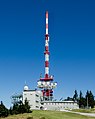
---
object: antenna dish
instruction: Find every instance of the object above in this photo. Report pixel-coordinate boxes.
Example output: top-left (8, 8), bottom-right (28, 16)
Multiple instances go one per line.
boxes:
top-left (24, 85), bottom-right (29, 91)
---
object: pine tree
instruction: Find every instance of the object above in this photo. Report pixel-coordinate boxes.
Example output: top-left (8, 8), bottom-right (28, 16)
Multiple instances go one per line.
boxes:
top-left (79, 91), bottom-right (86, 108)
top-left (12, 103), bottom-right (19, 114)
top-left (85, 90), bottom-right (94, 108)
top-left (0, 101), bottom-right (9, 117)
top-left (24, 98), bottom-right (31, 113)
top-left (89, 91), bottom-right (94, 108)
top-left (10, 99), bottom-right (32, 115)
top-left (73, 90), bottom-right (78, 102)
top-left (64, 97), bottom-right (73, 101)
top-left (79, 91), bottom-right (82, 108)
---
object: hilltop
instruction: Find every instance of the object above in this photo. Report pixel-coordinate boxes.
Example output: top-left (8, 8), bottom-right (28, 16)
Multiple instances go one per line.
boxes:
top-left (0, 110), bottom-right (95, 119)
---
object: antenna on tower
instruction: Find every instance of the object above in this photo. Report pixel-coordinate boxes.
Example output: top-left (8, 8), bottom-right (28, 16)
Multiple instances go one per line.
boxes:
top-left (25, 80), bottom-right (26, 85)
top-left (37, 11), bottom-right (57, 101)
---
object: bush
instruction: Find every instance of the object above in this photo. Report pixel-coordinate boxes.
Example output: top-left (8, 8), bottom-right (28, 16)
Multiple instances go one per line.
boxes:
top-left (10, 99), bottom-right (32, 115)
top-left (27, 117), bottom-right (33, 119)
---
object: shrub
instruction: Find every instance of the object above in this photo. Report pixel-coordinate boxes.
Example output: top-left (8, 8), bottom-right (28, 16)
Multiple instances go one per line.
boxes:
top-left (10, 99), bottom-right (32, 115)
top-left (27, 117), bottom-right (33, 119)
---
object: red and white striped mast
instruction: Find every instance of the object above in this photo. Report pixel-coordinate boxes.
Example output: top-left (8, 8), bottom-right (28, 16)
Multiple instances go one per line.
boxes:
top-left (37, 11), bottom-right (57, 101)
top-left (45, 11), bottom-right (50, 79)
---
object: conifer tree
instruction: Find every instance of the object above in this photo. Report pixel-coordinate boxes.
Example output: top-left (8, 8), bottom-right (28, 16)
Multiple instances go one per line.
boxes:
top-left (0, 101), bottom-right (9, 117)
top-left (79, 91), bottom-right (86, 108)
top-left (85, 90), bottom-right (94, 108)
top-left (73, 90), bottom-right (78, 101)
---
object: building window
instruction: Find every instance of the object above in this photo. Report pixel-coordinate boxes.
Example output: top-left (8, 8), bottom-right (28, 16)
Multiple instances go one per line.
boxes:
top-left (35, 94), bottom-right (39, 97)
top-left (36, 106), bottom-right (39, 108)
top-left (41, 102), bottom-right (44, 105)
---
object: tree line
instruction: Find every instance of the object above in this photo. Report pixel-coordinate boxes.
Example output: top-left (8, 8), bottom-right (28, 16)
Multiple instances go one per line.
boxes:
top-left (64, 90), bottom-right (95, 108)
top-left (0, 99), bottom-right (32, 118)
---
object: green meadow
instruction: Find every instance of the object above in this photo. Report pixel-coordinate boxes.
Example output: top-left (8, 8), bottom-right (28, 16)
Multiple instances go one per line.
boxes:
top-left (0, 110), bottom-right (95, 119)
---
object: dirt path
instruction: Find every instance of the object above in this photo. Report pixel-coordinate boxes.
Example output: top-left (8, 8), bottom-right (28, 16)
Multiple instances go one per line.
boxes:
top-left (61, 109), bottom-right (95, 117)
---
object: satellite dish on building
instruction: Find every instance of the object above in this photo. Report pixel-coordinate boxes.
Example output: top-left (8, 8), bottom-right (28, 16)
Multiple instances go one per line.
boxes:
top-left (24, 85), bottom-right (29, 91)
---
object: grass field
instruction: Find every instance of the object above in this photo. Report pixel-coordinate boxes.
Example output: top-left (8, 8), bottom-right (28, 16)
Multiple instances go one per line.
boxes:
top-left (0, 110), bottom-right (95, 119)
top-left (72, 108), bottom-right (95, 113)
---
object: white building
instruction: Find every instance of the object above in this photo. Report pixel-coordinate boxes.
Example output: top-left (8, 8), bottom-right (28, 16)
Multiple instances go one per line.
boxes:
top-left (23, 86), bottom-right (42, 110)
top-left (22, 85), bottom-right (79, 110)
top-left (41, 101), bottom-right (79, 110)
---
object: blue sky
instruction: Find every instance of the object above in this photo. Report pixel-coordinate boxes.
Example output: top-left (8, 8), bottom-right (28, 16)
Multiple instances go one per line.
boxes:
top-left (0, 0), bottom-right (95, 108)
